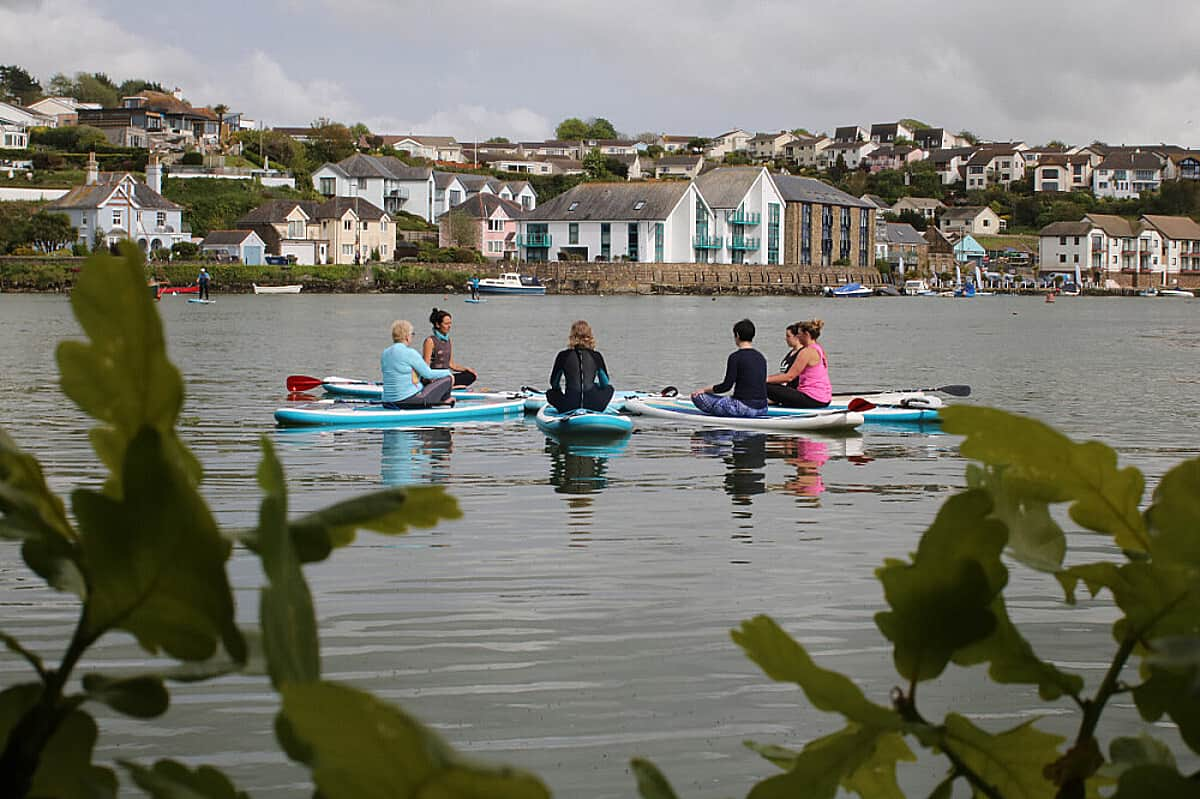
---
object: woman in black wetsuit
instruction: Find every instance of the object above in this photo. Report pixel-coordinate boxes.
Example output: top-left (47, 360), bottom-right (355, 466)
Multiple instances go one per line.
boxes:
top-left (546, 320), bottom-right (614, 412)
top-left (422, 308), bottom-right (477, 387)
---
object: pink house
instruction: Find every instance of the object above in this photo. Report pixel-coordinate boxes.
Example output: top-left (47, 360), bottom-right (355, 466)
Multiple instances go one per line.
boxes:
top-left (864, 145), bottom-right (925, 174)
top-left (438, 193), bottom-right (525, 260)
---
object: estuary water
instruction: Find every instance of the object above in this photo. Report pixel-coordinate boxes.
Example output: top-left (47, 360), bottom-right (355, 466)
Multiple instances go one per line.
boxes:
top-left (0, 291), bottom-right (1197, 797)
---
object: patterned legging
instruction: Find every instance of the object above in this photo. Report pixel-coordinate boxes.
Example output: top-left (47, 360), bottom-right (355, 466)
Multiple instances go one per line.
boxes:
top-left (692, 393), bottom-right (768, 417)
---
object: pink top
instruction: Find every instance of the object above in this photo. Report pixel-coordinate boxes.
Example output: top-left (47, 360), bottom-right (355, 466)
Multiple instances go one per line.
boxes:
top-left (796, 342), bottom-right (832, 403)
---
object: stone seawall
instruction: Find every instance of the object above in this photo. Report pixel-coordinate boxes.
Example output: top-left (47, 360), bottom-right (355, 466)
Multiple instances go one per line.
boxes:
top-left (462, 262), bottom-right (886, 295)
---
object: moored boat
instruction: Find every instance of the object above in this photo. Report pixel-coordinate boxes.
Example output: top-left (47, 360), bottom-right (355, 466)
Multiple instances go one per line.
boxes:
top-left (474, 273), bottom-right (546, 296)
top-left (274, 396), bottom-right (526, 427)
top-left (624, 397), bottom-right (864, 432)
top-left (825, 282), bottom-right (874, 298)
top-left (253, 283), bottom-right (303, 294)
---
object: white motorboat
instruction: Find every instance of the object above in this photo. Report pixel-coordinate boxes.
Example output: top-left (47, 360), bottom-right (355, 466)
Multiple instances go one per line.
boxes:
top-left (902, 279), bottom-right (937, 296)
top-left (473, 273), bottom-right (546, 296)
top-left (826, 282), bottom-right (874, 298)
top-left (253, 283), bottom-right (303, 295)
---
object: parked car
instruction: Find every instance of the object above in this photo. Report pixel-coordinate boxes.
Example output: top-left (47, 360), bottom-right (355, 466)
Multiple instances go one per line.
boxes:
top-left (265, 254), bottom-right (296, 266)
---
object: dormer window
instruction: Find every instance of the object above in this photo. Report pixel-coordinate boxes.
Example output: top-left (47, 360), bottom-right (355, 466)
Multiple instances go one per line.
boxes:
top-left (633, 200), bottom-right (646, 211)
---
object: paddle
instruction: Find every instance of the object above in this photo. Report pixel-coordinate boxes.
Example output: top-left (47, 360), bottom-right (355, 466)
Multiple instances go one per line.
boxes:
top-left (837, 384), bottom-right (970, 398)
top-left (286, 375), bottom-right (325, 392)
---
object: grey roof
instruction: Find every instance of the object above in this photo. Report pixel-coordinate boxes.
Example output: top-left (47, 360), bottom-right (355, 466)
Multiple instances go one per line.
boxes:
top-left (1096, 151), bottom-right (1163, 171)
top-left (500, 180), bottom-right (533, 196)
top-left (885, 223), bottom-right (926, 245)
top-left (334, 153), bottom-right (432, 181)
top-left (456, 173), bottom-right (501, 192)
top-left (892, 196), bottom-right (945, 210)
top-left (694, 167), bottom-right (762, 208)
top-left (1038, 221), bottom-right (1092, 236)
top-left (771, 174), bottom-right (871, 208)
top-left (315, 196), bottom-right (387, 220)
top-left (928, 147), bottom-right (973, 165)
top-left (433, 171), bottom-right (463, 189)
top-left (235, 199), bottom-right (322, 226)
top-left (834, 125), bottom-right (863, 141)
top-left (861, 193), bottom-right (889, 209)
top-left (914, 128), bottom-right (945, 142)
top-left (1140, 214), bottom-right (1200, 240)
top-left (46, 175), bottom-right (181, 212)
top-left (202, 229), bottom-right (259, 246)
top-left (655, 155), bottom-right (704, 167)
top-left (522, 181), bottom-right (691, 221)
top-left (941, 206), bottom-right (990, 220)
top-left (442, 193), bottom-right (525, 220)
top-left (870, 123), bottom-right (900, 136)
top-left (1083, 214), bottom-right (1138, 238)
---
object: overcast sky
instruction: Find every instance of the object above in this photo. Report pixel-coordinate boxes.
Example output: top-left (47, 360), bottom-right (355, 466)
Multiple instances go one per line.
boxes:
top-left (4, 0), bottom-right (1200, 147)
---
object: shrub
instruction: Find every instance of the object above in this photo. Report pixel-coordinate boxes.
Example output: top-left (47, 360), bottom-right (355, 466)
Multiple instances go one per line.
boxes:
top-left (179, 152), bottom-right (204, 166)
top-left (171, 241), bottom-right (199, 259)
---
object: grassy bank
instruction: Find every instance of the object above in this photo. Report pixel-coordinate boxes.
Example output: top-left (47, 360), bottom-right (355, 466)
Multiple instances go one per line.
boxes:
top-left (0, 257), bottom-right (474, 293)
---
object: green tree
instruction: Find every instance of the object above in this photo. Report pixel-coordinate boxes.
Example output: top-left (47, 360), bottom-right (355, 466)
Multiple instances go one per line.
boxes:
top-left (555, 117), bottom-right (590, 140)
top-left (349, 122), bottom-right (371, 141)
top-left (587, 117), bottom-right (618, 139)
top-left (687, 137), bottom-right (711, 154)
top-left (485, 136), bottom-right (510, 144)
top-left (117, 78), bottom-right (166, 97)
top-left (890, 209), bottom-right (928, 231)
top-left (0, 64), bottom-right (42, 105)
top-left (68, 72), bottom-right (121, 107)
top-left (234, 129), bottom-right (305, 169)
top-left (305, 120), bottom-right (356, 165)
top-left (29, 125), bottom-right (109, 152)
top-left (957, 129), bottom-right (980, 145)
top-left (22, 211), bottom-right (76, 251)
top-left (583, 147), bottom-right (615, 180)
top-left (444, 209), bottom-right (477, 248)
top-left (644, 144), bottom-right (665, 159)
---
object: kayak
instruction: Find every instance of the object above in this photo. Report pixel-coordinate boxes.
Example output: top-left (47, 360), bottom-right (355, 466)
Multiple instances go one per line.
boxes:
top-left (624, 398), bottom-right (864, 432)
top-left (274, 396), bottom-right (526, 427)
top-left (534, 405), bottom-right (634, 437)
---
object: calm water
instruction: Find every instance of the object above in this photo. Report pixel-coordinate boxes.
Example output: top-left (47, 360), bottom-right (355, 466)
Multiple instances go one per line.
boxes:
top-left (1, 291), bottom-right (1197, 797)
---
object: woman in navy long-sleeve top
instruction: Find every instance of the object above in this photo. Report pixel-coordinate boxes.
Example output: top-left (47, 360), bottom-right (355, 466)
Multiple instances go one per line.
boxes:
top-left (690, 318), bottom-right (769, 417)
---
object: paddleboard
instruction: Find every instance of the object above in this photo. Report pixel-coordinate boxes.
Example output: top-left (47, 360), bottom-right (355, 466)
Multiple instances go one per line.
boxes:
top-left (320, 376), bottom-right (514, 402)
top-left (534, 405), bottom-right (634, 437)
top-left (641, 395), bottom-right (941, 424)
top-left (188, 298), bottom-right (215, 304)
top-left (624, 398), bottom-right (863, 432)
top-left (274, 396), bottom-right (526, 427)
top-left (464, 298), bottom-right (486, 304)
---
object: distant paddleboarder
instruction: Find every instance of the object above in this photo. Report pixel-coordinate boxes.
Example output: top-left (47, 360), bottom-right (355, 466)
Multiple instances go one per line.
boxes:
top-left (197, 267), bottom-right (210, 300)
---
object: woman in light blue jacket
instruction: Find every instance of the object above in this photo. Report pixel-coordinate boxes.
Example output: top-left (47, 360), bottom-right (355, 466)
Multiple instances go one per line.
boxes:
top-left (380, 320), bottom-right (453, 407)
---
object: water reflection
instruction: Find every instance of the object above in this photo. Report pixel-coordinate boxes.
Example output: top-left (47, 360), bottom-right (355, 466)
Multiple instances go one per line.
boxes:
top-left (544, 435), bottom-right (629, 497)
top-left (690, 431), bottom-right (871, 504)
top-left (381, 427), bottom-right (454, 485)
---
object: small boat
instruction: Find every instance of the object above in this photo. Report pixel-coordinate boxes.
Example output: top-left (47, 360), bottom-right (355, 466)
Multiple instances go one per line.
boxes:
top-left (902, 279), bottom-right (936, 296)
top-left (875, 285), bottom-right (901, 297)
top-left (157, 285), bottom-right (199, 296)
top-left (624, 398), bottom-right (864, 432)
top-left (274, 396), bottom-right (526, 427)
top-left (474, 273), bottom-right (546, 296)
top-left (253, 283), bottom-right (303, 295)
top-left (534, 406), bottom-right (634, 437)
top-left (826, 282), bottom-right (874, 298)
top-left (1157, 287), bottom-right (1195, 298)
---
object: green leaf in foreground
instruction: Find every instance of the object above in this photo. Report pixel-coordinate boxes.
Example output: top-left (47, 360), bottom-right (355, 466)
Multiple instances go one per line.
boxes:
top-left (256, 437), bottom-right (319, 688)
top-left (940, 714), bottom-right (1063, 799)
top-left (55, 246), bottom-right (199, 490)
top-left (1145, 457), bottom-right (1200, 567)
top-left (121, 759), bottom-right (250, 799)
top-left (942, 406), bottom-right (1147, 551)
top-left (0, 428), bottom-right (84, 594)
top-left (1112, 764), bottom-right (1197, 798)
top-left (1102, 731), bottom-right (1177, 779)
top-left (1058, 562), bottom-right (1200, 644)
top-left (631, 757), bottom-right (681, 799)
top-left (280, 681), bottom-right (549, 799)
top-left (732, 615), bottom-right (900, 729)
top-left (875, 490), bottom-right (1007, 683)
top-left (747, 724), bottom-right (906, 799)
top-left (28, 709), bottom-right (118, 799)
top-left (75, 426), bottom-right (244, 663)
top-left (1132, 666), bottom-right (1200, 754)
top-left (82, 673), bottom-right (169, 718)
top-left (967, 463), bottom-right (1065, 572)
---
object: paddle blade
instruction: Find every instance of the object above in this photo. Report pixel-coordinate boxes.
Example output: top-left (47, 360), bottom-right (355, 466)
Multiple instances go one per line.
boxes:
top-left (937, 384), bottom-right (972, 397)
top-left (286, 375), bottom-right (324, 392)
top-left (847, 397), bottom-right (877, 412)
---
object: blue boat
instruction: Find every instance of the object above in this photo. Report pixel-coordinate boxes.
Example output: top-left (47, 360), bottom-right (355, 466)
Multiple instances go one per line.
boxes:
top-left (534, 405), bottom-right (634, 437)
top-left (274, 396), bottom-right (526, 427)
top-left (827, 282), bottom-right (874, 298)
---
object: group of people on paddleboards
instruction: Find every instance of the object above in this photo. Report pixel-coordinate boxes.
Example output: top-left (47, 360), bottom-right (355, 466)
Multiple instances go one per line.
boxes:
top-left (380, 310), bottom-right (831, 417)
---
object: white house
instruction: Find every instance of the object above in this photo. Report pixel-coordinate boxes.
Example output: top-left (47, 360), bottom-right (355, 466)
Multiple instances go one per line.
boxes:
top-left (45, 154), bottom-right (188, 251)
top-left (376, 135), bottom-right (464, 163)
top-left (656, 134), bottom-right (699, 153)
top-left (653, 154), bottom-right (706, 179)
top-left (1092, 151), bottom-right (1164, 199)
top-left (705, 129), bottom-right (752, 159)
top-left (517, 181), bottom-right (709, 264)
top-left (869, 122), bottom-right (914, 144)
top-left (891, 196), bottom-right (946, 220)
top-left (913, 128), bottom-right (969, 151)
top-left (1, 122), bottom-right (27, 150)
top-left (200, 230), bottom-right (267, 265)
top-left (817, 140), bottom-right (878, 169)
top-left (26, 96), bottom-right (101, 127)
top-left (312, 153), bottom-right (436, 222)
top-left (1037, 213), bottom-right (1200, 286)
top-left (929, 148), bottom-right (973, 185)
top-left (695, 167), bottom-right (787, 265)
top-left (963, 146), bottom-right (1027, 189)
top-left (833, 125), bottom-right (868, 143)
top-left (433, 171), bottom-right (468, 218)
top-left (496, 180), bottom-right (537, 210)
top-left (1033, 153), bottom-right (1095, 193)
top-left (939, 206), bottom-right (1004, 236)
top-left (1163, 151), bottom-right (1200, 181)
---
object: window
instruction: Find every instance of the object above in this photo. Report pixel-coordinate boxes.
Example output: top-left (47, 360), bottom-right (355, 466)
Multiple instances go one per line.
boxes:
top-left (600, 223), bottom-right (611, 260)
top-left (319, 177), bottom-right (336, 195)
top-left (821, 205), bottom-right (833, 266)
top-left (839, 206), bottom-right (851, 260)
top-left (767, 203), bottom-right (780, 265)
top-left (344, 220), bottom-right (352, 230)
top-left (488, 219), bottom-right (504, 232)
top-left (1074, 254), bottom-right (1079, 263)
top-left (357, 178), bottom-right (367, 190)
top-left (112, 211), bottom-right (122, 227)
top-left (342, 244), bottom-right (353, 256)
top-left (80, 215), bottom-right (88, 227)
top-left (983, 219), bottom-right (990, 227)
top-left (288, 220), bottom-right (305, 238)
top-left (1074, 237), bottom-right (1080, 245)
top-left (655, 223), bottom-right (665, 262)
top-left (633, 200), bottom-right (645, 211)
top-left (487, 240), bottom-right (503, 253)
top-left (1059, 237), bottom-right (1067, 246)
top-left (449, 190), bottom-right (462, 205)
top-left (858, 207), bottom-right (868, 267)
top-left (628, 223), bottom-right (639, 261)
top-left (569, 223), bottom-right (579, 244)
top-left (361, 221), bottom-right (369, 230)
top-left (381, 219), bottom-right (387, 231)
top-left (1059, 254), bottom-right (1066, 263)
top-left (156, 212), bottom-right (166, 228)
top-left (801, 203), bottom-right (812, 265)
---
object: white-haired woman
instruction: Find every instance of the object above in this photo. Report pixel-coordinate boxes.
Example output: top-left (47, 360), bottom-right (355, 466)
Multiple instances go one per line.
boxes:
top-left (381, 319), bottom-right (454, 408)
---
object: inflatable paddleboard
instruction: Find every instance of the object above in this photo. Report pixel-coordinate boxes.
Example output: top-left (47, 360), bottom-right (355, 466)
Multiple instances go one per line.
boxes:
top-left (624, 398), bottom-right (863, 432)
top-left (274, 396), bottom-right (525, 427)
top-left (534, 405), bottom-right (634, 437)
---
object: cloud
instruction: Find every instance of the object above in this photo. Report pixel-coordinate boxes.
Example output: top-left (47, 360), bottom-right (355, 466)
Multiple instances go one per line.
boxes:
top-left (366, 105), bottom-right (552, 143)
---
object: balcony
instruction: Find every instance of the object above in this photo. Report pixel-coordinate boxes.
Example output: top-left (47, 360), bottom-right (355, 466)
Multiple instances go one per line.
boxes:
top-left (516, 232), bottom-right (552, 247)
top-left (729, 236), bottom-right (761, 250)
top-left (728, 210), bottom-right (761, 226)
top-left (693, 235), bottom-right (723, 249)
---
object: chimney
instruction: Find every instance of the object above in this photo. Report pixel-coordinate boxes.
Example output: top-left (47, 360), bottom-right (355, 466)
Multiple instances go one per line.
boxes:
top-left (85, 152), bottom-right (98, 186)
top-left (146, 153), bottom-right (162, 194)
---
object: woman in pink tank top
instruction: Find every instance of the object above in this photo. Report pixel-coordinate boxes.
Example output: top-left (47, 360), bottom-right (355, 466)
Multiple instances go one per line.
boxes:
top-left (765, 319), bottom-right (832, 408)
